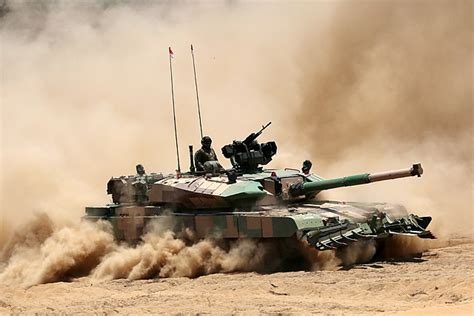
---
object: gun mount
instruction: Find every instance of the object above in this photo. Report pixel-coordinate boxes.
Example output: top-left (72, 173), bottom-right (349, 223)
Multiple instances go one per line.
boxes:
top-left (221, 122), bottom-right (277, 173)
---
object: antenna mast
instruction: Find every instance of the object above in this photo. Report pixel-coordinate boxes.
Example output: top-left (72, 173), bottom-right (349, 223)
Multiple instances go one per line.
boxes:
top-left (191, 44), bottom-right (204, 139)
top-left (168, 46), bottom-right (181, 173)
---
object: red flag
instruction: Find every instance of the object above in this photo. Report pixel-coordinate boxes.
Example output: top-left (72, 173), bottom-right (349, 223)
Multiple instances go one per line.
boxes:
top-left (169, 46), bottom-right (174, 58)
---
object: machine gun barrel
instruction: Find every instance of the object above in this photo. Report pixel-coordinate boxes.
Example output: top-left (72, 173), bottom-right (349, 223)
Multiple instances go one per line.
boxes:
top-left (289, 163), bottom-right (423, 197)
top-left (243, 122), bottom-right (271, 145)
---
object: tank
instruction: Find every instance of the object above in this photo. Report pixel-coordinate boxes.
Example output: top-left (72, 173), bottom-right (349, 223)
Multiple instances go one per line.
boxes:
top-left (84, 123), bottom-right (434, 251)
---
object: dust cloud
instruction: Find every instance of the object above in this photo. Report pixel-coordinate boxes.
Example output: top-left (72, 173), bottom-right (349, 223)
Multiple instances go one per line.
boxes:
top-left (0, 214), bottom-right (385, 287)
top-left (0, 0), bottom-right (472, 284)
top-left (91, 225), bottom-right (363, 281)
top-left (0, 213), bottom-right (113, 287)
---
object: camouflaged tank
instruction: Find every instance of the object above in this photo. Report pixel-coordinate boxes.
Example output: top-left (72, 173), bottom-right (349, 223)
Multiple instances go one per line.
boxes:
top-left (85, 123), bottom-right (434, 250)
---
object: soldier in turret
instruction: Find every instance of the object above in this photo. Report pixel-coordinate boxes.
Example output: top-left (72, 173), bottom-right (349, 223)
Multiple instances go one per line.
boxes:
top-left (302, 160), bottom-right (312, 175)
top-left (133, 164), bottom-right (148, 203)
top-left (194, 136), bottom-right (218, 171)
top-left (136, 164), bottom-right (146, 176)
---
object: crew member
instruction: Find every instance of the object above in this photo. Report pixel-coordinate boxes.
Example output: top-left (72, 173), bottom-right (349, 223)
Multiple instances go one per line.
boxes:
top-left (136, 164), bottom-right (146, 176)
top-left (194, 136), bottom-right (218, 171)
top-left (302, 160), bottom-right (312, 175)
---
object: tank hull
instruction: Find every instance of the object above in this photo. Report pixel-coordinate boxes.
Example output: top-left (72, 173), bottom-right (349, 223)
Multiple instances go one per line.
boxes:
top-left (84, 200), bottom-right (433, 250)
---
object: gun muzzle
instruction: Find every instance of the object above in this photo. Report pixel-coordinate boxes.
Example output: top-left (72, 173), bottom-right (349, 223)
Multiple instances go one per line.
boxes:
top-left (368, 163), bottom-right (423, 182)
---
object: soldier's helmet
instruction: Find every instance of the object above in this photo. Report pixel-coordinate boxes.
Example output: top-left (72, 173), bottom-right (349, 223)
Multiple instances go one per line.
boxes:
top-left (201, 136), bottom-right (212, 146)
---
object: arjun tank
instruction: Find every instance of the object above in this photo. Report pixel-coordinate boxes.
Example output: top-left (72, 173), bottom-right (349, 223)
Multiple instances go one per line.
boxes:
top-left (85, 122), bottom-right (434, 251)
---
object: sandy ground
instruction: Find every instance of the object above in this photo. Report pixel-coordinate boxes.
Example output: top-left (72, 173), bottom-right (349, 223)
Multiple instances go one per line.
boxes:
top-left (0, 237), bottom-right (472, 315)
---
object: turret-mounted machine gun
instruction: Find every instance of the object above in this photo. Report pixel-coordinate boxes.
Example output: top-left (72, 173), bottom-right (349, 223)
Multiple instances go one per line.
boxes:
top-left (221, 122), bottom-right (277, 173)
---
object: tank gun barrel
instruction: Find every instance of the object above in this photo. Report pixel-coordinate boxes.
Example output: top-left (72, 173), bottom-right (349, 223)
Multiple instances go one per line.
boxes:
top-left (289, 163), bottom-right (423, 197)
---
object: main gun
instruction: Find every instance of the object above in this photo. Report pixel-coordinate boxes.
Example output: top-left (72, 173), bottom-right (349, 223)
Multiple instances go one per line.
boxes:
top-left (289, 163), bottom-right (424, 197)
